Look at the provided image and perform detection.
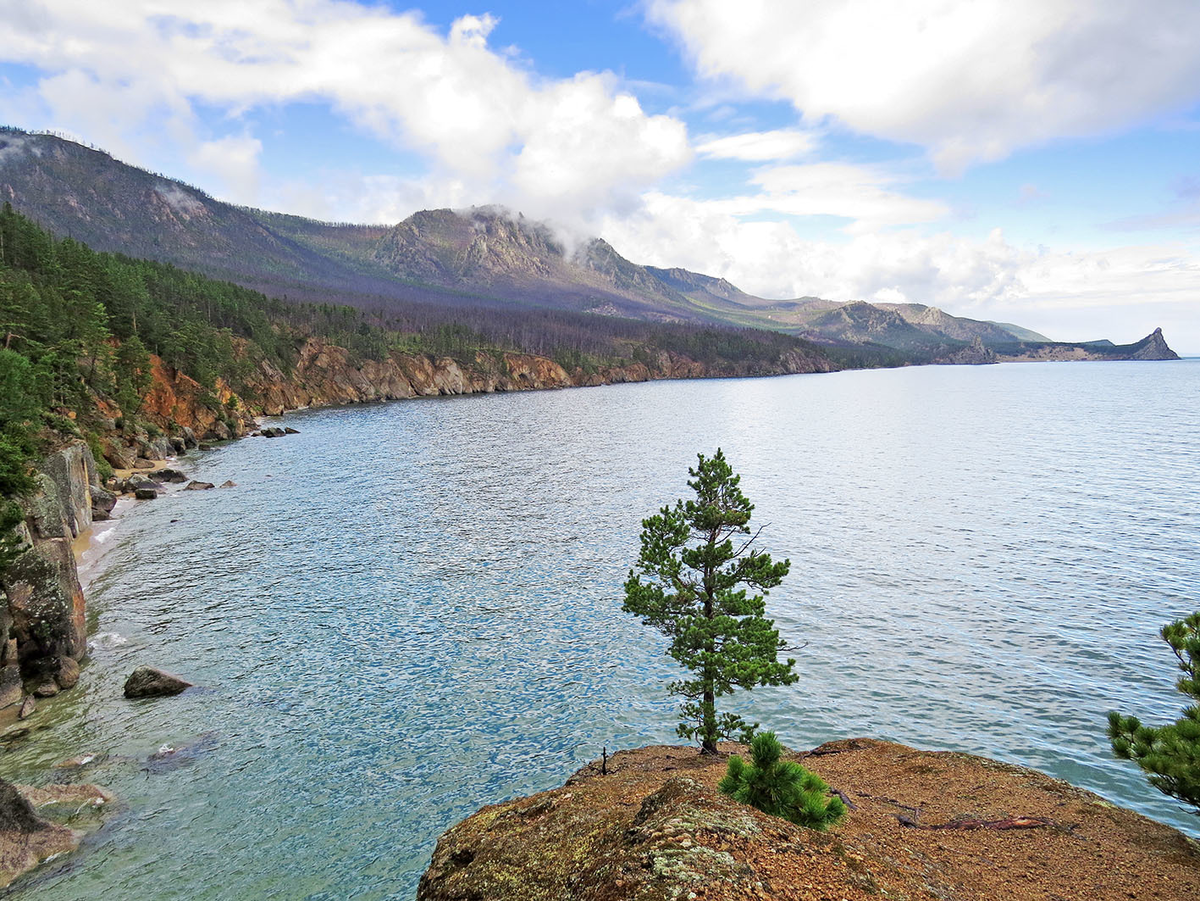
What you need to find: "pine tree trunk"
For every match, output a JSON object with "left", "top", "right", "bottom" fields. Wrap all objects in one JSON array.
[
  {"left": 701, "top": 534, "right": 718, "bottom": 754},
  {"left": 701, "top": 681, "right": 717, "bottom": 754}
]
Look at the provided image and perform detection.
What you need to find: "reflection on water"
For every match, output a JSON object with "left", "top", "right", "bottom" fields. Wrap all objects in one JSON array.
[{"left": 3, "top": 359, "right": 1199, "bottom": 899}]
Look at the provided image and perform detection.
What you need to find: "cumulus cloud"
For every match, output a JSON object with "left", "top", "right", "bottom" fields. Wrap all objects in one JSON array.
[
  {"left": 648, "top": 0, "right": 1200, "bottom": 172},
  {"left": 0, "top": 0, "right": 690, "bottom": 219}
]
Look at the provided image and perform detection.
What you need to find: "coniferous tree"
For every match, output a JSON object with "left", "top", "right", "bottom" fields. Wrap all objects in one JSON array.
[
  {"left": 1108, "top": 612, "right": 1200, "bottom": 813},
  {"left": 718, "top": 731, "right": 846, "bottom": 830},
  {"left": 623, "top": 449, "right": 796, "bottom": 754}
]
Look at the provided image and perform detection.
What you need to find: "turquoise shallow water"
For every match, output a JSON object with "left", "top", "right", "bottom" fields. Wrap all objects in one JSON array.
[{"left": 3, "top": 359, "right": 1199, "bottom": 899}]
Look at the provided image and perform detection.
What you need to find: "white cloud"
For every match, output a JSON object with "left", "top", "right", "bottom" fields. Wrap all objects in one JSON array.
[
  {"left": 188, "top": 135, "right": 263, "bottom": 203},
  {"left": 740, "top": 162, "right": 949, "bottom": 231},
  {"left": 666, "top": 161, "right": 949, "bottom": 233},
  {"left": 600, "top": 192, "right": 1200, "bottom": 347},
  {"left": 648, "top": 0, "right": 1200, "bottom": 172},
  {"left": 696, "top": 129, "right": 817, "bottom": 161},
  {"left": 0, "top": 0, "right": 690, "bottom": 219}
]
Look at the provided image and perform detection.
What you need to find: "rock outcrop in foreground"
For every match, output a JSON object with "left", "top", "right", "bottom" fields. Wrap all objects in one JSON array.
[
  {"left": 0, "top": 444, "right": 99, "bottom": 715},
  {"left": 0, "top": 776, "right": 111, "bottom": 889},
  {"left": 419, "top": 739, "right": 1200, "bottom": 901}
]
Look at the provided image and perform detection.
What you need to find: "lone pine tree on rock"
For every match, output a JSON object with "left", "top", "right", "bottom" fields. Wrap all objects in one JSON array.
[
  {"left": 1108, "top": 611, "right": 1200, "bottom": 813},
  {"left": 623, "top": 449, "right": 797, "bottom": 754}
]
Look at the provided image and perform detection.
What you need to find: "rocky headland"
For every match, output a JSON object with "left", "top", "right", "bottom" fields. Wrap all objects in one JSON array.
[{"left": 419, "top": 739, "right": 1200, "bottom": 901}]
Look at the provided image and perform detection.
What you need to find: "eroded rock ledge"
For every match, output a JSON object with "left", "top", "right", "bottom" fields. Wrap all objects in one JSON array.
[
  {"left": 418, "top": 739, "right": 1200, "bottom": 901},
  {"left": 0, "top": 444, "right": 97, "bottom": 715}
]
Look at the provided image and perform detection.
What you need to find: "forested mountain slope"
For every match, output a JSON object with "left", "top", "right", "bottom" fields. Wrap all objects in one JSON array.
[{"left": 1, "top": 128, "right": 1102, "bottom": 354}]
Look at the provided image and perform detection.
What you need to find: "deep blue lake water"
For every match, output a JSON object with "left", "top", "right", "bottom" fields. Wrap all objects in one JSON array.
[{"left": 3, "top": 358, "right": 1198, "bottom": 899}]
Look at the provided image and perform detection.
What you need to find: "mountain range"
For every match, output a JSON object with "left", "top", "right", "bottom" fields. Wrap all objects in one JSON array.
[{"left": 0, "top": 127, "right": 1176, "bottom": 362}]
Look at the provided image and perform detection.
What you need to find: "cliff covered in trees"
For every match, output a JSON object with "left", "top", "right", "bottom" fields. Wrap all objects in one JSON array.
[{"left": 0, "top": 203, "right": 836, "bottom": 579}]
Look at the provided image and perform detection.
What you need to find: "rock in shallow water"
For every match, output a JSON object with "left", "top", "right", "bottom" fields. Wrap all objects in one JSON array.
[
  {"left": 0, "top": 778, "right": 81, "bottom": 889},
  {"left": 183, "top": 481, "right": 215, "bottom": 491},
  {"left": 56, "top": 656, "right": 80, "bottom": 690},
  {"left": 123, "top": 666, "right": 193, "bottom": 698}
]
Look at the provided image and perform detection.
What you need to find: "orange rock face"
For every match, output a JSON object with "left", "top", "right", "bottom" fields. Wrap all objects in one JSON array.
[
  {"left": 140, "top": 357, "right": 249, "bottom": 437},
  {"left": 110, "top": 335, "right": 835, "bottom": 444}
]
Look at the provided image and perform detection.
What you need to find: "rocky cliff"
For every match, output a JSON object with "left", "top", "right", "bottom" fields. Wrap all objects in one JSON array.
[
  {"left": 0, "top": 444, "right": 101, "bottom": 713},
  {"left": 108, "top": 338, "right": 837, "bottom": 454},
  {"left": 418, "top": 740, "right": 1200, "bottom": 901}
]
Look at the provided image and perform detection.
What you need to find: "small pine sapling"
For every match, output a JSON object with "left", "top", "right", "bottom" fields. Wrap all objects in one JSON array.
[
  {"left": 718, "top": 731, "right": 847, "bottom": 830},
  {"left": 1107, "top": 611, "right": 1200, "bottom": 813}
]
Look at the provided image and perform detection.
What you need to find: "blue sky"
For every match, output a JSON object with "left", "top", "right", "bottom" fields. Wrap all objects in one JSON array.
[{"left": 1, "top": 0, "right": 1198, "bottom": 348}]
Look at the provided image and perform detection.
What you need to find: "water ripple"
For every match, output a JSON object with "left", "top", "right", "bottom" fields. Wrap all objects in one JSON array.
[{"left": 2, "top": 360, "right": 1198, "bottom": 899}]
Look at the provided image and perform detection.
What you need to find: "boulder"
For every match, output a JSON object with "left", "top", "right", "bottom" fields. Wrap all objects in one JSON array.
[
  {"left": 39, "top": 445, "right": 98, "bottom": 538},
  {"left": 17, "top": 696, "right": 35, "bottom": 719},
  {"left": 101, "top": 439, "right": 137, "bottom": 471},
  {"left": 0, "top": 666, "right": 22, "bottom": 711},
  {"left": 31, "top": 681, "right": 58, "bottom": 699},
  {"left": 181, "top": 427, "right": 198, "bottom": 448},
  {"left": 123, "top": 666, "right": 193, "bottom": 698},
  {"left": 133, "top": 457, "right": 156, "bottom": 470},
  {"left": 91, "top": 486, "right": 117, "bottom": 517},
  {"left": 4, "top": 536, "right": 88, "bottom": 663},
  {"left": 183, "top": 481, "right": 215, "bottom": 491},
  {"left": 169, "top": 437, "right": 187, "bottom": 454},
  {"left": 284, "top": 427, "right": 300, "bottom": 434},
  {"left": 134, "top": 488, "right": 158, "bottom": 500},
  {"left": 55, "top": 657, "right": 80, "bottom": 690},
  {"left": 158, "top": 468, "right": 187, "bottom": 483},
  {"left": 218, "top": 480, "right": 237, "bottom": 489}
]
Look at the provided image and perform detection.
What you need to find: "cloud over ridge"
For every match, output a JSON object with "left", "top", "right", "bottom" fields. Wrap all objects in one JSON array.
[{"left": 649, "top": 0, "right": 1200, "bottom": 172}]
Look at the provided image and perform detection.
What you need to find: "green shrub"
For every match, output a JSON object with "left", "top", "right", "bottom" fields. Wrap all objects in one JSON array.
[
  {"left": 86, "top": 433, "right": 113, "bottom": 482},
  {"left": 718, "top": 732, "right": 847, "bottom": 830},
  {"left": 1108, "top": 612, "right": 1200, "bottom": 812}
]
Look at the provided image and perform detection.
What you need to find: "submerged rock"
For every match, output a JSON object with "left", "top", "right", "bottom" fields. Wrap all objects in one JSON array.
[
  {"left": 123, "top": 666, "right": 193, "bottom": 698},
  {"left": 0, "top": 777, "right": 80, "bottom": 889},
  {"left": 218, "top": 480, "right": 236, "bottom": 489},
  {"left": 143, "top": 732, "right": 219, "bottom": 774},
  {"left": 183, "top": 481, "right": 215, "bottom": 491}
]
